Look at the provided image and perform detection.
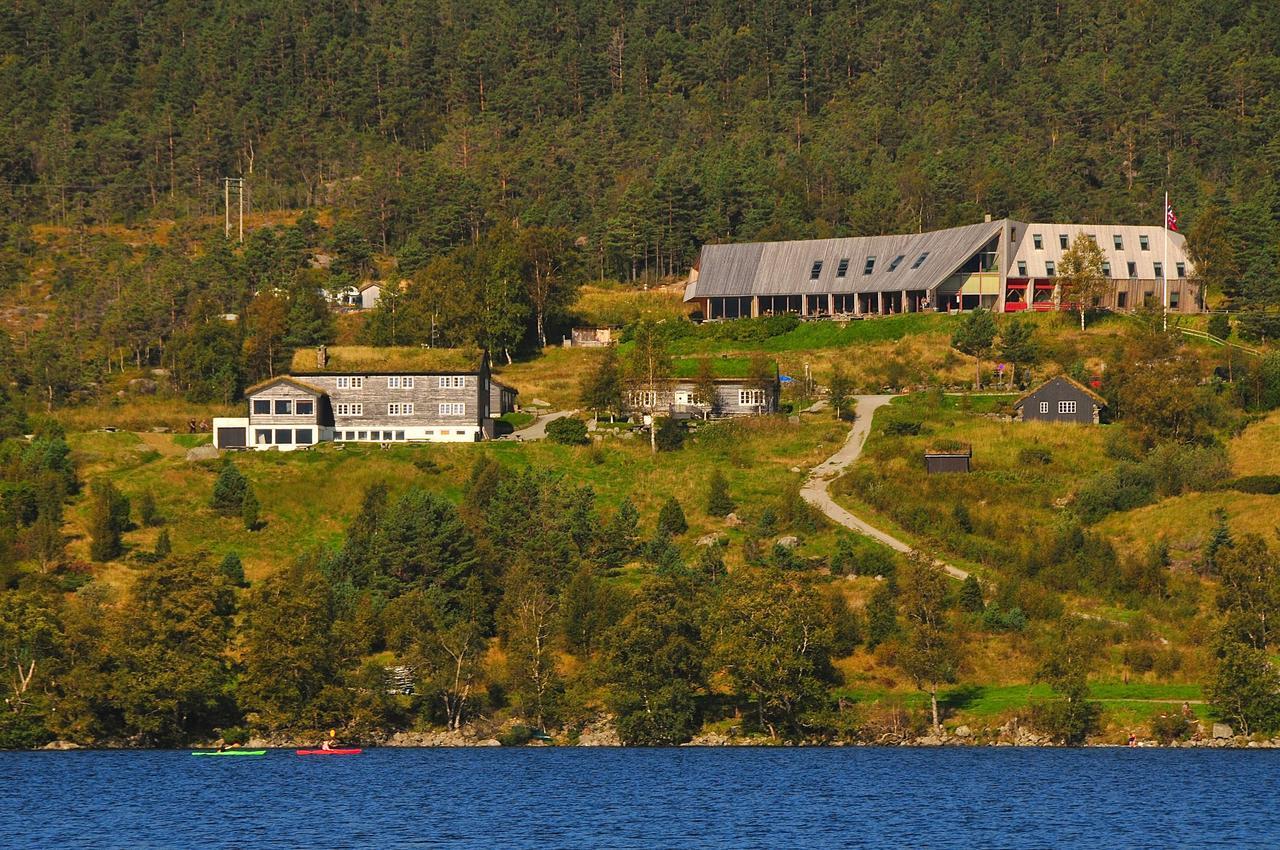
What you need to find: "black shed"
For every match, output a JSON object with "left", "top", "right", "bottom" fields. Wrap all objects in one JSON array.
[
  {"left": 924, "top": 444, "right": 972, "bottom": 474},
  {"left": 1013, "top": 376, "right": 1106, "bottom": 425}
]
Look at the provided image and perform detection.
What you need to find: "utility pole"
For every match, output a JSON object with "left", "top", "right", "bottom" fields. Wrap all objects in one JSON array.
[{"left": 224, "top": 177, "right": 245, "bottom": 243}]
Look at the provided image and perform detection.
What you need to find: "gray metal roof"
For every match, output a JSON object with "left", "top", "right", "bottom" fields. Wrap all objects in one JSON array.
[{"left": 685, "top": 220, "right": 1004, "bottom": 301}]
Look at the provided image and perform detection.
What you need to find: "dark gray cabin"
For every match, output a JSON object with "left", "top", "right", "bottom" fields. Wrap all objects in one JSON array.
[{"left": 1013, "top": 376, "right": 1106, "bottom": 425}]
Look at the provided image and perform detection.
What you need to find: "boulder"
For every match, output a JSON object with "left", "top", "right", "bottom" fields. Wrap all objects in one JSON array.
[
  {"left": 776, "top": 535, "right": 800, "bottom": 549},
  {"left": 696, "top": 533, "right": 725, "bottom": 547},
  {"left": 149, "top": 368, "right": 170, "bottom": 378},
  {"left": 953, "top": 725, "right": 972, "bottom": 738},
  {"left": 477, "top": 739, "right": 502, "bottom": 747},
  {"left": 724, "top": 512, "right": 744, "bottom": 528},
  {"left": 42, "top": 740, "right": 80, "bottom": 750},
  {"left": 1212, "top": 723, "right": 1234, "bottom": 740},
  {"left": 127, "top": 378, "right": 158, "bottom": 395},
  {"left": 788, "top": 415, "right": 801, "bottom": 424},
  {"left": 186, "top": 445, "right": 220, "bottom": 462},
  {"left": 577, "top": 716, "right": 622, "bottom": 747},
  {"left": 789, "top": 466, "right": 802, "bottom": 473}
]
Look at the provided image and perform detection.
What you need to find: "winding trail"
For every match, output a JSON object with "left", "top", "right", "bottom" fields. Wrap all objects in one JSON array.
[{"left": 801, "top": 395, "right": 970, "bottom": 581}]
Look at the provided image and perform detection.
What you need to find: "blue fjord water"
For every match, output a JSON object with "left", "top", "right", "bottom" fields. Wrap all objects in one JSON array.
[{"left": 0, "top": 747, "right": 1275, "bottom": 848}]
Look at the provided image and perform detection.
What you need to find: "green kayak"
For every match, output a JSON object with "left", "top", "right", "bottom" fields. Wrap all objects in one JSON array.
[{"left": 191, "top": 750, "right": 267, "bottom": 756}]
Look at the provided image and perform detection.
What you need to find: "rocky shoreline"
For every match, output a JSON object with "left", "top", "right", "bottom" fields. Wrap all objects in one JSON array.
[{"left": 33, "top": 718, "right": 1279, "bottom": 750}]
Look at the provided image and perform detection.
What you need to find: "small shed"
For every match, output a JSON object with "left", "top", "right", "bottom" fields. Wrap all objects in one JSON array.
[
  {"left": 1013, "top": 375, "right": 1106, "bottom": 424},
  {"left": 924, "top": 443, "right": 972, "bottom": 474}
]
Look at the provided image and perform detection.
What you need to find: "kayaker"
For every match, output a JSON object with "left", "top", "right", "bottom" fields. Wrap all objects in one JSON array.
[{"left": 321, "top": 729, "right": 337, "bottom": 751}]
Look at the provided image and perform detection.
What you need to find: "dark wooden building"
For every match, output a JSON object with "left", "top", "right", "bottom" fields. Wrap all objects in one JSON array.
[
  {"left": 1013, "top": 376, "right": 1106, "bottom": 425},
  {"left": 924, "top": 444, "right": 972, "bottom": 474}
]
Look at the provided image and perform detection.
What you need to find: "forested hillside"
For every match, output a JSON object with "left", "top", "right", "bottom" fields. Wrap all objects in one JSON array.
[{"left": 2, "top": 0, "right": 1280, "bottom": 292}]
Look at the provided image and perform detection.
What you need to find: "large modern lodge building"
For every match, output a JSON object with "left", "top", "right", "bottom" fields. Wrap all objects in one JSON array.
[{"left": 683, "top": 218, "right": 1198, "bottom": 319}]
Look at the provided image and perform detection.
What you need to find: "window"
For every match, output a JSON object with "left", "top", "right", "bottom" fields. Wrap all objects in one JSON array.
[
  {"left": 1139, "top": 234, "right": 1150, "bottom": 251},
  {"left": 254, "top": 429, "right": 272, "bottom": 445},
  {"left": 1117, "top": 292, "right": 1127, "bottom": 308},
  {"left": 836, "top": 259, "right": 849, "bottom": 278},
  {"left": 275, "top": 429, "right": 293, "bottom": 444},
  {"left": 1153, "top": 262, "right": 1164, "bottom": 279},
  {"left": 739, "top": 389, "right": 765, "bottom": 406},
  {"left": 1058, "top": 401, "right": 1077, "bottom": 415},
  {"left": 1102, "top": 261, "right": 1111, "bottom": 277},
  {"left": 863, "top": 256, "right": 876, "bottom": 275},
  {"left": 674, "top": 391, "right": 692, "bottom": 405},
  {"left": 388, "top": 376, "right": 415, "bottom": 389},
  {"left": 388, "top": 403, "right": 415, "bottom": 416},
  {"left": 1127, "top": 261, "right": 1137, "bottom": 278},
  {"left": 296, "top": 400, "right": 313, "bottom": 416},
  {"left": 888, "top": 254, "right": 906, "bottom": 272},
  {"left": 439, "top": 402, "right": 466, "bottom": 416},
  {"left": 910, "top": 252, "right": 930, "bottom": 269},
  {"left": 1033, "top": 234, "right": 1043, "bottom": 249},
  {"left": 1016, "top": 261, "right": 1027, "bottom": 276},
  {"left": 1086, "top": 234, "right": 1096, "bottom": 244},
  {"left": 438, "top": 376, "right": 466, "bottom": 389},
  {"left": 1059, "top": 234, "right": 1069, "bottom": 249},
  {"left": 336, "top": 376, "right": 364, "bottom": 389},
  {"left": 1170, "top": 291, "right": 1180, "bottom": 309},
  {"left": 1113, "top": 234, "right": 1124, "bottom": 250},
  {"left": 1176, "top": 262, "right": 1186, "bottom": 278},
  {"left": 344, "top": 431, "right": 355, "bottom": 440},
  {"left": 1011, "top": 228, "right": 1017, "bottom": 241},
  {"left": 1038, "top": 401, "right": 1049, "bottom": 414},
  {"left": 274, "top": 399, "right": 292, "bottom": 415},
  {"left": 335, "top": 403, "right": 363, "bottom": 416},
  {"left": 633, "top": 391, "right": 657, "bottom": 408},
  {"left": 295, "top": 429, "right": 313, "bottom": 444},
  {"left": 809, "top": 260, "right": 823, "bottom": 280},
  {"left": 1045, "top": 261, "right": 1056, "bottom": 276},
  {"left": 357, "top": 431, "right": 368, "bottom": 440},
  {"left": 252, "top": 399, "right": 270, "bottom": 415},
  {"left": 395, "top": 431, "right": 406, "bottom": 441}
]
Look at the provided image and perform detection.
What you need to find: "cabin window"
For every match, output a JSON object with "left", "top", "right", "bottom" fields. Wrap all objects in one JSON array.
[
  {"left": 1038, "top": 402, "right": 1049, "bottom": 415},
  {"left": 388, "top": 403, "right": 415, "bottom": 416},
  {"left": 809, "top": 260, "right": 823, "bottom": 280},
  {"left": 1176, "top": 262, "right": 1186, "bottom": 278},
  {"left": 344, "top": 431, "right": 355, "bottom": 440},
  {"left": 1045, "top": 261, "right": 1056, "bottom": 276},
  {"left": 863, "top": 256, "right": 876, "bottom": 275},
  {"left": 1153, "top": 262, "right": 1164, "bottom": 279},
  {"left": 255, "top": 429, "right": 272, "bottom": 445},
  {"left": 1127, "top": 261, "right": 1137, "bottom": 278},
  {"left": 1059, "top": 234, "right": 1069, "bottom": 249},
  {"left": 336, "top": 376, "right": 364, "bottom": 389},
  {"left": 275, "top": 429, "right": 293, "bottom": 444},
  {"left": 888, "top": 254, "right": 906, "bottom": 271},
  {"left": 910, "top": 252, "right": 930, "bottom": 269},
  {"left": 395, "top": 431, "right": 406, "bottom": 441},
  {"left": 252, "top": 399, "right": 270, "bottom": 415},
  {"left": 1139, "top": 234, "right": 1150, "bottom": 251},
  {"left": 1033, "top": 234, "right": 1043, "bottom": 249},
  {"left": 439, "top": 402, "right": 466, "bottom": 416},
  {"left": 1102, "top": 261, "right": 1111, "bottom": 277},
  {"left": 336, "top": 403, "right": 363, "bottom": 416},
  {"left": 439, "top": 376, "right": 466, "bottom": 389},
  {"left": 1117, "top": 292, "right": 1127, "bottom": 308},
  {"left": 1170, "top": 291, "right": 1180, "bottom": 309},
  {"left": 738, "top": 389, "right": 765, "bottom": 406},
  {"left": 632, "top": 391, "right": 657, "bottom": 408},
  {"left": 295, "top": 400, "right": 314, "bottom": 416},
  {"left": 295, "top": 429, "right": 313, "bottom": 444},
  {"left": 388, "top": 376, "right": 415, "bottom": 389},
  {"left": 835, "top": 259, "right": 849, "bottom": 278},
  {"left": 1058, "top": 401, "right": 1077, "bottom": 415},
  {"left": 274, "top": 399, "right": 292, "bottom": 415},
  {"left": 1016, "top": 261, "right": 1027, "bottom": 276},
  {"left": 357, "top": 431, "right": 368, "bottom": 440},
  {"left": 1113, "top": 235, "right": 1124, "bottom": 250}
]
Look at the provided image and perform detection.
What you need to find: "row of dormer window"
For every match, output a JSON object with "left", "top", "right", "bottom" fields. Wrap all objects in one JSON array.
[
  {"left": 252, "top": 398, "right": 314, "bottom": 416},
  {"left": 1016, "top": 260, "right": 1185, "bottom": 278},
  {"left": 1030, "top": 232, "right": 1155, "bottom": 251},
  {"left": 810, "top": 252, "right": 929, "bottom": 280},
  {"left": 334, "top": 376, "right": 468, "bottom": 390}
]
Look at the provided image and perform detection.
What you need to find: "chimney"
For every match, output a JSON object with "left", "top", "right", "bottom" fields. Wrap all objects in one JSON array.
[
  {"left": 317, "top": 345, "right": 328, "bottom": 369},
  {"left": 984, "top": 213, "right": 992, "bottom": 222}
]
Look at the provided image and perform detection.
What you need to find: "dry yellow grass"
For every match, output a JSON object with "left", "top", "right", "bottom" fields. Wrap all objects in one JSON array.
[
  {"left": 1228, "top": 410, "right": 1280, "bottom": 476},
  {"left": 1096, "top": 490, "right": 1280, "bottom": 561}
]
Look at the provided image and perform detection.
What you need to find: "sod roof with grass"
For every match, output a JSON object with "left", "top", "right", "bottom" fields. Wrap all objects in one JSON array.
[
  {"left": 671, "top": 356, "right": 777, "bottom": 380},
  {"left": 292, "top": 346, "right": 485, "bottom": 374}
]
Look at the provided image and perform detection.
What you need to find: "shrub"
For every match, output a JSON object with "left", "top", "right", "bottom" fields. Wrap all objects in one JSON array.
[
  {"left": 1229, "top": 475, "right": 1280, "bottom": 495},
  {"left": 1150, "top": 712, "right": 1193, "bottom": 744},
  {"left": 241, "top": 487, "right": 261, "bottom": 531},
  {"left": 656, "top": 496, "right": 688, "bottom": 537},
  {"left": 219, "top": 552, "right": 246, "bottom": 586},
  {"left": 1207, "top": 313, "right": 1230, "bottom": 340},
  {"left": 87, "top": 479, "right": 130, "bottom": 562},
  {"left": 499, "top": 724, "right": 536, "bottom": 746},
  {"left": 654, "top": 417, "right": 685, "bottom": 451},
  {"left": 957, "top": 575, "right": 984, "bottom": 612},
  {"left": 952, "top": 503, "right": 973, "bottom": 534},
  {"left": 1017, "top": 446, "right": 1052, "bottom": 466},
  {"left": 153, "top": 529, "right": 172, "bottom": 559},
  {"left": 1074, "top": 462, "right": 1156, "bottom": 524},
  {"left": 884, "top": 419, "right": 923, "bottom": 436},
  {"left": 706, "top": 469, "right": 734, "bottom": 517},
  {"left": 211, "top": 461, "right": 248, "bottom": 515},
  {"left": 546, "top": 416, "right": 589, "bottom": 445},
  {"left": 1029, "top": 698, "right": 1102, "bottom": 745},
  {"left": 980, "top": 603, "right": 1026, "bottom": 632},
  {"left": 137, "top": 490, "right": 162, "bottom": 527},
  {"left": 1236, "top": 312, "right": 1280, "bottom": 344},
  {"left": 1122, "top": 644, "right": 1156, "bottom": 674}
]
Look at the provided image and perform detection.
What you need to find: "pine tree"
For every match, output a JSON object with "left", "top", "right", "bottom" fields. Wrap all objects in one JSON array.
[
  {"left": 656, "top": 496, "right": 688, "bottom": 537},
  {"left": 1202, "top": 508, "right": 1232, "bottom": 576},
  {"left": 154, "top": 529, "right": 172, "bottom": 559},
  {"left": 865, "top": 583, "right": 898, "bottom": 649},
  {"left": 241, "top": 487, "right": 261, "bottom": 532},
  {"left": 958, "top": 575, "right": 984, "bottom": 613},
  {"left": 706, "top": 469, "right": 734, "bottom": 517},
  {"left": 600, "top": 499, "right": 640, "bottom": 569},
  {"left": 87, "top": 479, "right": 129, "bottom": 562},
  {"left": 219, "top": 552, "right": 246, "bottom": 587},
  {"left": 137, "top": 490, "right": 161, "bottom": 527},
  {"left": 211, "top": 461, "right": 248, "bottom": 516}
]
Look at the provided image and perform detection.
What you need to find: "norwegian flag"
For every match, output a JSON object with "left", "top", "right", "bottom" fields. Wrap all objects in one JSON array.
[{"left": 1165, "top": 199, "right": 1178, "bottom": 232}]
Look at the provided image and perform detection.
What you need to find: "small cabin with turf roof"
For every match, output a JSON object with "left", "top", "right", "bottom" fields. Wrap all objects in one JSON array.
[
  {"left": 213, "top": 345, "right": 518, "bottom": 450},
  {"left": 1013, "top": 375, "right": 1106, "bottom": 425},
  {"left": 624, "top": 356, "right": 780, "bottom": 419}
]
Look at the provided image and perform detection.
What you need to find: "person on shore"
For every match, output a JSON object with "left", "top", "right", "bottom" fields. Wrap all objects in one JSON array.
[{"left": 1128, "top": 733, "right": 1137, "bottom": 747}]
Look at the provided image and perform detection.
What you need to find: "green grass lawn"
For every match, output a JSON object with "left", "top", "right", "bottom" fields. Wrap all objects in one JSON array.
[{"left": 499, "top": 411, "right": 536, "bottom": 430}]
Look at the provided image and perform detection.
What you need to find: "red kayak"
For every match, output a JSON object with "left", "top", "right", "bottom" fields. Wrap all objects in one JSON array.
[{"left": 296, "top": 748, "right": 362, "bottom": 755}]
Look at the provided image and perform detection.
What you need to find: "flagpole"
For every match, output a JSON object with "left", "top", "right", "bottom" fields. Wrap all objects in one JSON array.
[{"left": 1163, "top": 190, "right": 1169, "bottom": 332}]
